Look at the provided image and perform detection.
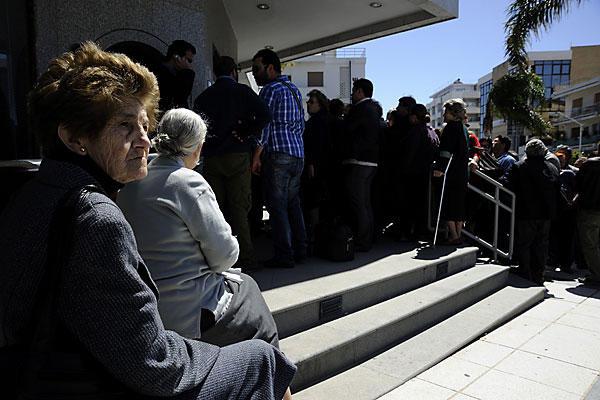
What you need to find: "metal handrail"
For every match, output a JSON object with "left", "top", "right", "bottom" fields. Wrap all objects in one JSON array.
[{"left": 428, "top": 167, "right": 516, "bottom": 262}]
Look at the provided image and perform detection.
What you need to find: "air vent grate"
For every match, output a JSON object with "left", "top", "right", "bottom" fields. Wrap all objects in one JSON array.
[
  {"left": 436, "top": 261, "right": 449, "bottom": 279},
  {"left": 319, "top": 295, "right": 343, "bottom": 321}
]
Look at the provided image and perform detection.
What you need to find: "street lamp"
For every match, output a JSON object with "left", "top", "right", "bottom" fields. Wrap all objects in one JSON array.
[{"left": 550, "top": 111, "right": 584, "bottom": 154}]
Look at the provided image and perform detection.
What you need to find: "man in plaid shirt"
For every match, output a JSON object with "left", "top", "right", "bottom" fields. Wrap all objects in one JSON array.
[{"left": 251, "top": 49, "right": 307, "bottom": 268}]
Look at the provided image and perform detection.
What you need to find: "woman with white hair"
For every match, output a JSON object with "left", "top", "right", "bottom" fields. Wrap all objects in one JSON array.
[
  {"left": 433, "top": 98, "right": 469, "bottom": 244},
  {"left": 118, "top": 108, "right": 280, "bottom": 349}
]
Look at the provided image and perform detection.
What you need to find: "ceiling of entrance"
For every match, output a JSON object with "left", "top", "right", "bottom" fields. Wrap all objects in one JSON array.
[{"left": 222, "top": 0, "right": 458, "bottom": 67}]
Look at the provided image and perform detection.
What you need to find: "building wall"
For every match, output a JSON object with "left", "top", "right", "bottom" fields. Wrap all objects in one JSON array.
[
  {"left": 428, "top": 80, "right": 480, "bottom": 135},
  {"left": 31, "top": 0, "right": 236, "bottom": 101},
  {"left": 571, "top": 45, "right": 600, "bottom": 85},
  {"left": 281, "top": 50, "right": 366, "bottom": 110}
]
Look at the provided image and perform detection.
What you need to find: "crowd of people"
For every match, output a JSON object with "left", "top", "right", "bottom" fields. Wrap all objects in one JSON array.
[{"left": 2, "top": 39, "right": 600, "bottom": 399}]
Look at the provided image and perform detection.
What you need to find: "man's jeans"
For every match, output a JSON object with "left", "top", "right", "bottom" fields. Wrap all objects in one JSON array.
[
  {"left": 577, "top": 209, "right": 600, "bottom": 280},
  {"left": 263, "top": 152, "right": 307, "bottom": 263}
]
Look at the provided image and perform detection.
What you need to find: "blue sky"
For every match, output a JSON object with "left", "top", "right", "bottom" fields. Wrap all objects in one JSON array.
[{"left": 358, "top": 0, "right": 600, "bottom": 111}]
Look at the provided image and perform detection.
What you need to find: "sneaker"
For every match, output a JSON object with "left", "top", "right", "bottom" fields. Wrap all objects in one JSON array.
[{"left": 263, "top": 258, "right": 295, "bottom": 269}]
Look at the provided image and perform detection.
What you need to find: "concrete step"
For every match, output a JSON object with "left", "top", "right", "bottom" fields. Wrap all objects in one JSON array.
[
  {"left": 263, "top": 246, "right": 478, "bottom": 338},
  {"left": 294, "top": 274, "right": 545, "bottom": 400},
  {"left": 282, "top": 264, "right": 510, "bottom": 392}
]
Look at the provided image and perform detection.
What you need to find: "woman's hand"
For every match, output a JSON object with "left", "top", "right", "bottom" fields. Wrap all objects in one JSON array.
[{"left": 433, "top": 170, "right": 444, "bottom": 178}]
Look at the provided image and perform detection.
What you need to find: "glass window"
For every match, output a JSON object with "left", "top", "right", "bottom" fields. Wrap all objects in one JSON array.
[
  {"left": 534, "top": 64, "right": 543, "bottom": 75},
  {"left": 553, "top": 64, "right": 561, "bottom": 74},
  {"left": 307, "top": 71, "right": 323, "bottom": 87}
]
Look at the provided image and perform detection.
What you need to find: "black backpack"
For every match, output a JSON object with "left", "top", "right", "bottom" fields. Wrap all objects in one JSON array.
[{"left": 314, "top": 218, "right": 355, "bottom": 262}]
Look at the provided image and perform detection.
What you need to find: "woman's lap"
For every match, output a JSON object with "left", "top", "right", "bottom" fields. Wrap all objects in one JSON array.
[{"left": 200, "top": 273, "right": 279, "bottom": 348}]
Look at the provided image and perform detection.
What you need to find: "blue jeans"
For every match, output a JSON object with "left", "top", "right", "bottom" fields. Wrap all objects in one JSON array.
[{"left": 263, "top": 152, "right": 307, "bottom": 262}]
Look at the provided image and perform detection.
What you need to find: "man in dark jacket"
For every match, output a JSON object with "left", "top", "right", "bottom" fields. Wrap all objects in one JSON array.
[
  {"left": 342, "top": 78, "right": 380, "bottom": 251},
  {"left": 507, "top": 139, "right": 560, "bottom": 285},
  {"left": 194, "top": 56, "right": 270, "bottom": 268},
  {"left": 575, "top": 157, "right": 600, "bottom": 286},
  {"left": 155, "top": 40, "right": 196, "bottom": 111}
]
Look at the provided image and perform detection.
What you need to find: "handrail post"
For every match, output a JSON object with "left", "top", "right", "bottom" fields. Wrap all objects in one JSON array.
[
  {"left": 493, "top": 186, "right": 499, "bottom": 262},
  {"left": 509, "top": 192, "right": 515, "bottom": 260}
]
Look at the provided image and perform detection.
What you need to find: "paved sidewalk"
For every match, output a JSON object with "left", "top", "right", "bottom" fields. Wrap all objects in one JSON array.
[{"left": 379, "top": 277, "right": 600, "bottom": 400}]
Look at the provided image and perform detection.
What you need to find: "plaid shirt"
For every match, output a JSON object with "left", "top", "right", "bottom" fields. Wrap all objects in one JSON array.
[{"left": 258, "top": 76, "right": 305, "bottom": 158}]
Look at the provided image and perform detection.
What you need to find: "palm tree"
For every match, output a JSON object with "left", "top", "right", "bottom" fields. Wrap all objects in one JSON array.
[
  {"left": 485, "top": 0, "right": 585, "bottom": 136},
  {"left": 506, "top": 0, "right": 584, "bottom": 72}
]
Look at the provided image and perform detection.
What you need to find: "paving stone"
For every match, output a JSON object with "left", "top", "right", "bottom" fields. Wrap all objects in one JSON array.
[
  {"left": 454, "top": 340, "right": 514, "bottom": 367},
  {"left": 450, "top": 394, "right": 480, "bottom": 400},
  {"left": 418, "top": 357, "right": 489, "bottom": 392},
  {"left": 520, "top": 323, "right": 600, "bottom": 370},
  {"left": 519, "top": 298, "right": 576, "bottom": 322},
  {"left": 495, "top": 350, "right": 599, "bottom": 396},
  {"left": 580, "top": 291, "right": 600, "bottom": 308},
  {"left": 481, "top": 316, "right": 550, "bottom": 349},
  {"left": 544, "top": 281, "right": 597, "bottom": 304},
  {"left": 378, "top": 378, "right": 456, "bottom": 400},
  {"left": 462, "top": 369, "right": 580, "bottom": 400},
  {"left": 557, "top": 312, "right": 600, "bottom": 334},
  {"left": 570, "top": 303, "right": 600, "bottom": 319}
]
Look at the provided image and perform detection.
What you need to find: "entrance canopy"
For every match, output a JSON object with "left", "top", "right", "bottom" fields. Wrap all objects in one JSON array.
[{"left": 224, "top": 0, "right": 458, "bottom": 67}]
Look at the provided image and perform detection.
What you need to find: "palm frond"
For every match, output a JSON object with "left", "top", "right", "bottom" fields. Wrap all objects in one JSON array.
[{"left": 505, "top": 0, "right": 583, "bottom": 70}]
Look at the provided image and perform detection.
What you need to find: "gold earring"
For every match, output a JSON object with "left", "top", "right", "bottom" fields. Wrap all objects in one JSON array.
[{"left": 80, "top": 147, "right": 86, "bottom": 153}]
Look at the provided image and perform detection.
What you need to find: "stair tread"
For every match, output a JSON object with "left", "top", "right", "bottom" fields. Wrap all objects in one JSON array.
[
  {"left": 263, "top": 246, "right": 478, "bottom": 314},
  {"left": 294, "top": 279, "right": 545, "bottom": 400},
  {"left": 280, "top": 264, "right": 508, "bottom": 363}
]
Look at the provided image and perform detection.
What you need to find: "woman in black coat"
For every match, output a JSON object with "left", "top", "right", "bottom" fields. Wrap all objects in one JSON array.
[{"left": 433, "top": 99, "right": 469, "bottom": 244}]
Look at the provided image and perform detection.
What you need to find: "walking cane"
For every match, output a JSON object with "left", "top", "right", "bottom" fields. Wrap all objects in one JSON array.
[{"left": 433, "top": 154, "right": 453, "bottom": 246}]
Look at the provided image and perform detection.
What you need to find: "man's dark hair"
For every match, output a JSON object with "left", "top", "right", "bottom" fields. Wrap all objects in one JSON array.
[
  {"left": 329, "top": 98, "right": 345, "bottom": 118},
  {"left": 166, "top": 40, "right": 196, "bottom": 59},
  {"left": 496, "top": 134, "right": 512, "bottom": 152},
  {"left": 214, "top": 56, "right": 237, "bottom": 77},
  {"left": 398, "top": 96, "right": 417, "bottom": 109},
  {"left": 252, "top": 49, "right": 281, "bottom": 73},
  {"left": 353, "top": 78, "right": 373, "bottom": 98}
]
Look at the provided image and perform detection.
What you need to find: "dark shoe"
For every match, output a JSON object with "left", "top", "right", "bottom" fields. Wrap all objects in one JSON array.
[
  {"left": 578, "top": 277, "right": 600, "bottom": 287},
  {"left": 294, "top": 254, "right": 307, "bottom": 264},
  {"left": 263, "top": 258, "right": 295, "bottom": 269},
  {"left": 233, "top": 259, "right": 260, "bottom": 271}
]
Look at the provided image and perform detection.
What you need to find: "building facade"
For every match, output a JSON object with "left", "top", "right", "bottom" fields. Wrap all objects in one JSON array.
[
  {"left": 477, "top": 45, "right": 600, "bottom": 153},
  {"left": 427, "top": 79, "right": 480, "bottom": 136},
  {"left": 551, "top": 45, "right": 600, "bottom": 151},
  {"left": 279, "top": 48, "right": 366, "bottom": 110}
]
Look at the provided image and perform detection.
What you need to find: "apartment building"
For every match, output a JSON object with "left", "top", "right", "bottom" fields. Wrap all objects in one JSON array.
[
  {"left": 550, "top": 45, "right": 600, "bottom": 149},
  {"left": 476, "top": 45, "right": 600, "bottom": 153},
  {"left": 427, "top": 79, "right": 480, "bottom": 136}
]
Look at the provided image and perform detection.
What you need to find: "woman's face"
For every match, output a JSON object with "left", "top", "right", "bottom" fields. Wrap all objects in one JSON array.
[
  {"left": 307, "top": 96, "right": 321, "bottom": 115},
  {"left": 443, "top": 108, "right": 459, "bottom": 123},
  {"left": 81, "top": 99, "right": 151, "bottom": 183}
]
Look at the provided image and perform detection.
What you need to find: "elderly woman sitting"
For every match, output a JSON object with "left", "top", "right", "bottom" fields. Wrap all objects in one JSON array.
[
  {"left": 0, "top": 42, "right": 294, "bottom": 399},
  {"left": 118, "top": 108, "right": 280, "bottom": 348}
]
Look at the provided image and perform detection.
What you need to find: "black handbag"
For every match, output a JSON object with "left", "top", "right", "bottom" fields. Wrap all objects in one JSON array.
[{"left": 0, "top": 185, "right": 133, "bottom": 399}]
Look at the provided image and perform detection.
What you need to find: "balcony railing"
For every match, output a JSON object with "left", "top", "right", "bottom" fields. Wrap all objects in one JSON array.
[
  {"left": 571, "top": 103, "right": 600, "bottom": 118},
  {"left": 335, "top": 48, "right": 366, "bottom": 58}
]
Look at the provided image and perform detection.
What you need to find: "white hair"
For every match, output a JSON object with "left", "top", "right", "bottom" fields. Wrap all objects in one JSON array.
[{"left": 152, "top": 108, "right": 206, "bottom": 157}]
